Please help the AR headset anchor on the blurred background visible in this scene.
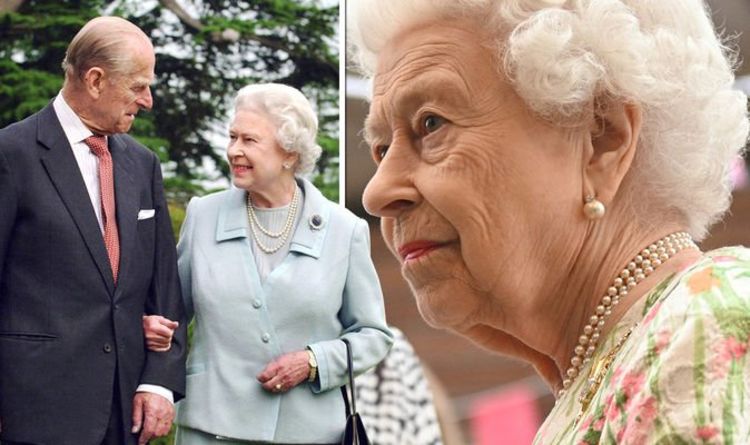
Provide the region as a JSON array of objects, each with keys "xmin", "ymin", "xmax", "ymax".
[{"xmin": 345, "ymin": 1, "xmax": 750, "ymax": 443}]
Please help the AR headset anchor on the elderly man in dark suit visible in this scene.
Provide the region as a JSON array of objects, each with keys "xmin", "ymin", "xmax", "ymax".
[{"xmin": 0, "ymin": 16, "xmax": 186, "ymax": 445}]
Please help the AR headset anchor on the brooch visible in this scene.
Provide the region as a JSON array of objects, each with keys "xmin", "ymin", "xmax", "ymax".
[{"xmin": 309, "ymin": 214, "xmax": 324, "ymax": 230}]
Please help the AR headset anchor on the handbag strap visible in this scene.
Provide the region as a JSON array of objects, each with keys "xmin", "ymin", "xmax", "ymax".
[{"xmin": 341, "ymin": 338, "xmax": 357, "ymax": 416}]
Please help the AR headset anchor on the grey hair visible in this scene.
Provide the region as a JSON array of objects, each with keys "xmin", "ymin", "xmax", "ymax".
[
  {"xmin": 234, "ymin": 83, "xmax": 322, "ymax": 175},
  {"xmin": 348, "ymin": 0, "xmax": 749, "ymax": 240},
  {"xmin": 62, "ymin": 16, "xmax": 151, "ymax": 81}
]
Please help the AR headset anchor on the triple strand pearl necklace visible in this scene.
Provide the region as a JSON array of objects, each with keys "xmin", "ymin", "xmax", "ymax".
[
  {"xmin": 246, "ymin": 186, "xmax": 300, "ymax": 254},
  {"xmin": 557, "ymin": 231, "xmax": 697, "ymax": 398}
]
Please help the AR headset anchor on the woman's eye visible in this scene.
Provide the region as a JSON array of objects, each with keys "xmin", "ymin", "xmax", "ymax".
[
  {"xmin": 422, "ymin": 114, "xmax": 445, "ymax": 134},
  {"xmin": 229, "ymin": 134, "xmax": 237, "ymax": 141},
  {"xmin": 374, "ymin": 145, "xmax": 390, "ymax": 162}
]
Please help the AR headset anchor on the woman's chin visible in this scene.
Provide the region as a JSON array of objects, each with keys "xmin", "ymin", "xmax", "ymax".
[{"xmin": 411, "ymin": 281, "xmax": 482, "ymax": 330}]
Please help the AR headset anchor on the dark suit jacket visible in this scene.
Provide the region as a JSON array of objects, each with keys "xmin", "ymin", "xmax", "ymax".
[{"xmin": 0, "ymin": 103, "xmax": 187, "ymax": 445}]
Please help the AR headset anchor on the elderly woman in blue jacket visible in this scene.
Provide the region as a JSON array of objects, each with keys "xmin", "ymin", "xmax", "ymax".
[{"xmin": 145, "ymin": 83, "xmax": 393, "ymax": 444}]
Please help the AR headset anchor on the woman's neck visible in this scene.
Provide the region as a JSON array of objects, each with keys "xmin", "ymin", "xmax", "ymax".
[
  {"xmin": 518, "ymin": 211, "xmax": 701, "ymax": 394},
  {"xmin": 248, "ymin": 176, "xmax": 297, "ymax": 208}
]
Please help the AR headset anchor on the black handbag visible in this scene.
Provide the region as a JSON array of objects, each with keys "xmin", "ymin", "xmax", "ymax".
[{"xmin": 340, "ymin": 338, "xmax": 371, "ymax": 445}]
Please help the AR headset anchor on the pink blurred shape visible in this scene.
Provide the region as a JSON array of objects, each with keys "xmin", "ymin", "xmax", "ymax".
[
  {"xmin": 731, "ymin": 156, "xmax": 748, "ymax": 190},
  {"xmin": 470, "ymin": 385, "xmax": 541, "ymax": 445}
]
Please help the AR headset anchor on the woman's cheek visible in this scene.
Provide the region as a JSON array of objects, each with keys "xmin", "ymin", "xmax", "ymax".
[{"xmin": 380, "ymin": 218, "xmax": 399, "ymax": 258}]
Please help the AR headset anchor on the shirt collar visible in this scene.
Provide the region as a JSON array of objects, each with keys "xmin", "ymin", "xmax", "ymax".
[{"xmin": 52, "ymin": 92, "xmax": 99, "ymax": 147}]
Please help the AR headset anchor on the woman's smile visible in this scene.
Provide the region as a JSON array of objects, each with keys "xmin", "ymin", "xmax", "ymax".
[{"xmin": 231, "ymin": 163, "xmax": 253, "ymax": 176}]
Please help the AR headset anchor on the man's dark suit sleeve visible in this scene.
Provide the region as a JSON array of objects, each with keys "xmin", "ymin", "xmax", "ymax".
[
  {"xmin": 0, "ymin": 148, "xmax": 17, "ymax": 288},
  {"xmin": 140, "ymin": 153, "xmax": 187, "ymax": 401}
]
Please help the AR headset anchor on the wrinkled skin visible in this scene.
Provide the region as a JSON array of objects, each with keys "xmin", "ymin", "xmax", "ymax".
[{"xmin": 361, "ymin": 22, "xmax": 583, "ymax": 378}]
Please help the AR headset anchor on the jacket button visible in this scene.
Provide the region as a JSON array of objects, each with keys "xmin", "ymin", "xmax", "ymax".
[
  {"xmin": 261, "ymin": 333, "xmax": 270, "ymax": 343},
  {"xmin": 103, "ymin": 343, "xmax": 113, "ymax": 353},
  {"xmin": 252, "ymin": 299, "xmax": 262, "ymax": 309}
]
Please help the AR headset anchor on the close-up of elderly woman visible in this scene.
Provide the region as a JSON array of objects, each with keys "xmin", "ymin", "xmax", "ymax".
[
  {"xmin": 150, "ymin": 83, "xmax": 393, "ymax": 444},
  {"xmin": 349, "ymin": 0, "xmax": 749, "ymax": 443}
]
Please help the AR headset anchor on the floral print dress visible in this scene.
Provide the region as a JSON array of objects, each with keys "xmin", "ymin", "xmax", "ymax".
[{"xmin": 535, "ymin": 247, "xmax": 750, "ymax": 444}]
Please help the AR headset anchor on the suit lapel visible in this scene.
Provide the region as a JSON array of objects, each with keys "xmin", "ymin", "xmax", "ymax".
[
  {"xmin": 215, "ymin": 188, "xmax": 265, "ymax": 297},
  {"xmin": 289, "ymin": 177, "xmax": 329, "ymax": 259},
  {"xmin": 110, "ymin": 135, "xmax": 138, "ymax": 294},
  {"xmin": 36, "ymin": 105, "xmax": 115, "ymax": 295}
]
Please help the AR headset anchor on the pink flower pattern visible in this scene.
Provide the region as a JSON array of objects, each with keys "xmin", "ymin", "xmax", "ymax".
[
  {"xmin": 641, "ymin": 302, "xmax": 661, "ymax": 327},
  {"xmin": 604, "ymin": 392, "xmax": 619, "ymax": 422},
  {"xmin": 710, "ymin": 335, "xmax": 749, "ymax": 379},
  {"xmin": 654, "ymin": 328, "xmax": 671, "ymax": 354},
  {"xmin": 617, "ymin": 396, "xmax": 657, "ymax": 444},
  {"xmin": 696, "ymin": 424, "xmax": 719, "ymax": 441},
  {"xmin": 534, "ymin": 247, "xmax": 750, "ymax": 444},
  {"xmin": 620, "ymin": 370, "xmax": 645, "ymax": 400}
]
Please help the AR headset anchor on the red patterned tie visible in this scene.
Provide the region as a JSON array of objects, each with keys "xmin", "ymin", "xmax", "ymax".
[{"xmin": 85, "ymin": 135, "xmax": 120, "ymax": 283}]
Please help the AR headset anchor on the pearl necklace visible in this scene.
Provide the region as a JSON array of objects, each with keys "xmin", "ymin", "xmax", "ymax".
[
  {"xmin": 246, "ymin": 186, "xmax": 299, "ymax": 254},
  {"xmin": 557, "ymin": 231, "xmax": 697, "ymax": 398}
]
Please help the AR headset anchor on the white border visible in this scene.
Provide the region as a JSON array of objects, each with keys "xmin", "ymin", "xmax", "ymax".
[{"xmin": 338, "ymin": 0, "xmax": 346, "ymax": 205}]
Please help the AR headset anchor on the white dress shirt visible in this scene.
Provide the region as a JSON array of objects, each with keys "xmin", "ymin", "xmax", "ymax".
[{"xmin": 52, "ymin": 93, "xmax": 174, "ymax": 404}]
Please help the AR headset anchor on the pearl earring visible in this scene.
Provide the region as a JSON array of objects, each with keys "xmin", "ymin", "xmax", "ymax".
[
  {"xmin": 283, "ymin": 163, "xmax": 291, "ymax": 170},
  {"xmin": 583, "ymin": 195, "xmax": 605, "ymax": 219}
]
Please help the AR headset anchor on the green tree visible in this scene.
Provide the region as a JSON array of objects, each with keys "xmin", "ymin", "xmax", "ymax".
[{"xmin": 0, "ymin": 1, "xmax": 101, "ymax": 124}]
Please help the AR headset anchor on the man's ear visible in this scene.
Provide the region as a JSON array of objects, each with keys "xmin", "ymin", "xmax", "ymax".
[
  {"xmin": 581, "ymin": 100, "xmax": 642, "ymax": 203},
  {"xmin": 82, "ymin": 67, "xmax": 106, "ymax": 99}
]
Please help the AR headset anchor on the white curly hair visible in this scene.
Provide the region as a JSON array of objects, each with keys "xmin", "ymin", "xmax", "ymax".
[
  {"xmin": 348, "ymin": 0, "xmax": 749, "ymax": 240},
  {"xmin": 233, "ymin": 83, "xmax": 322, "ymax": 175}
]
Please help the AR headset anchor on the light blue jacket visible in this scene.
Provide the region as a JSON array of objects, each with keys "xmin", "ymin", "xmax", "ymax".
[{"xmin": 175, "ymin": 177, "xmax": 393, "ymax": 443}]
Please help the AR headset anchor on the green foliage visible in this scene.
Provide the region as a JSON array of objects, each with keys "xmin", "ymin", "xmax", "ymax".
[
  {"xmin": 168, "ymin": 202, "xmax": 186, "ymax": 239},
  {"xmin": 0, "ymin": 60, "xmax": 61, "ymax": 122},
  {"xmin": 314, "ymin": 133, "xmax": 339, "ymax": 202},
  {"xmin": 0, "ymin": 2, "xmax": 98, "ymax": 124}
]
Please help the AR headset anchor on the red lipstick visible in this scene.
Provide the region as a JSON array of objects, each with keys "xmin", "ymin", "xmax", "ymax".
[{"xmin": 398, "ymin": 240, "xmax": 446, "ymax": 262}]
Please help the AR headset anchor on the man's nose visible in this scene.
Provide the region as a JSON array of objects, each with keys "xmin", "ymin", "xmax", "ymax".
[{"xmin": 137, "ymin": 86, "xmax": 153, "ymax": 111}]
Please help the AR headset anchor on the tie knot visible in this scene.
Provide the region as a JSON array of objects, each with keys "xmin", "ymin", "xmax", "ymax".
[{"xmin": 84, "ymin": 135, "xmax": 109, "ymax": 157}]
